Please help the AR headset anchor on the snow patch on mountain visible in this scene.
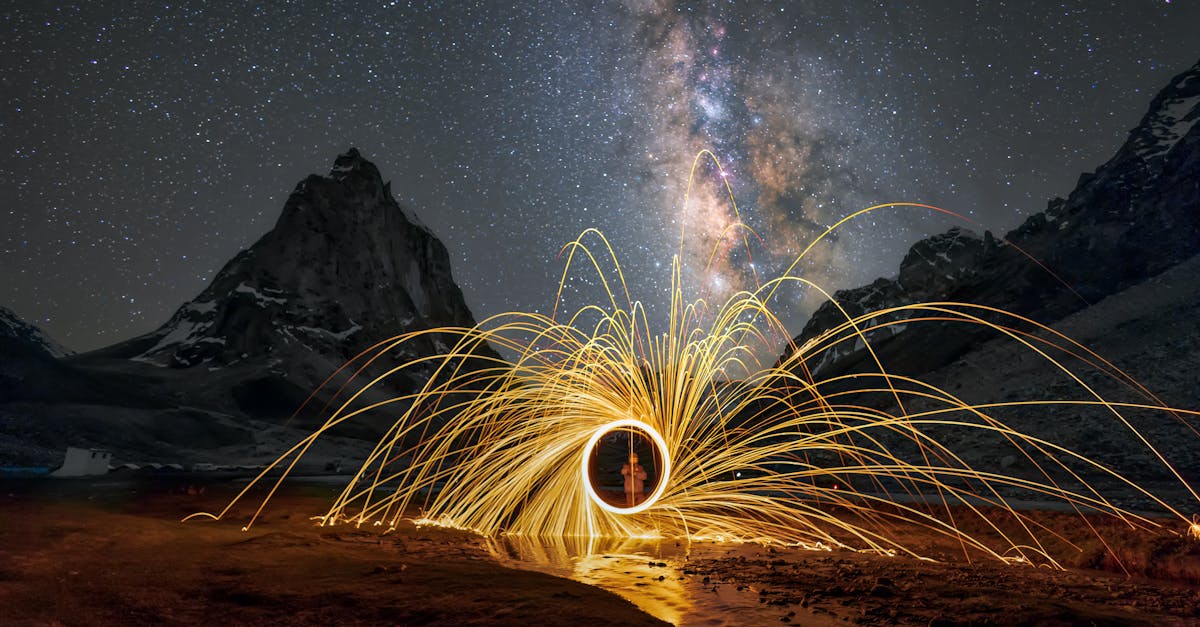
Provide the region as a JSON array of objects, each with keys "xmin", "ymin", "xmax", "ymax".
[
  {"xmin": 1136, "ymin": 93, "xmax": 1200, "ymax": 158},
  {"xmin": 233, "ymin": 282, "xmax": 288, "ymax": 306},
  {"xmin": 1131, "ymin": 64, "xmax": 1200, "ymax": 160},
  {"xmin": 293, "ymin": 323, "xmax": 362, "ymax": 342}
]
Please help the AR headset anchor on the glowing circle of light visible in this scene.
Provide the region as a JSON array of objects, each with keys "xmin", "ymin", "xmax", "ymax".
[{"xmin": 580, "ymin": 418, "xmax": 672, "ymax": 515}]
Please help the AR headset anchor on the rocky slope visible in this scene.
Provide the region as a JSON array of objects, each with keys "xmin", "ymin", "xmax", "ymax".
[
  {"xmin": 0, "ymin": 307, "xmax": 129, "ymax": 405},
  {"xmin": 897, "ymin": 252, "xmax": 1200, "ymax": 504},
  {"xmin": 0, "ymin": 306, "xmax": 72, "ymax": 358},
  {"xmin": 787, "ymin": 58, "xmax": 1200, "ymax": 380}
]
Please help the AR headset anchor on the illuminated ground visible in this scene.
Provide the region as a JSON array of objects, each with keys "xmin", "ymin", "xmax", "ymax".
[
  {"xmin": 4, "ymin": 476, "xmax": 1199, "ymax": 626},
  {"xmin": 0, "ymin": 478, "xmax": 663, "ymax": 626}
]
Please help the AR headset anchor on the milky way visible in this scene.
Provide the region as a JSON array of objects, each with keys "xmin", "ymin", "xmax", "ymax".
[{"xmin": 2, "ymin": 1, "xmax": 1197, "ymax": 351}]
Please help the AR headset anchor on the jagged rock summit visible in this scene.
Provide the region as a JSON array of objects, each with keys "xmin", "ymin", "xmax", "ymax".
[
  {"xmin": 788, "ymin": 59, "xmax": 1200, "ymax": 379},
  {"xmin": 128, "ymin": 148, "xmax": 480, "ymax": 370}
]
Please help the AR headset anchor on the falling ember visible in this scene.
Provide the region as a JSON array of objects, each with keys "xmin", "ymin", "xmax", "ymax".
[{"xmin": 190, "ymin": 151, "xmax": 1200, "ymax": 569}]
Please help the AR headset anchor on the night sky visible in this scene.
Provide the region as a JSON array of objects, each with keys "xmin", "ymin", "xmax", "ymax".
[{"xmin": 3, "ymin": 1, "xmax": 1198, "ymax": 352}]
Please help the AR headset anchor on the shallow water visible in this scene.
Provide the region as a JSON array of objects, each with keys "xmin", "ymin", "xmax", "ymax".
[{"xmin": 487, "ymin": 535, "xmax": 831, "ymax": 626}]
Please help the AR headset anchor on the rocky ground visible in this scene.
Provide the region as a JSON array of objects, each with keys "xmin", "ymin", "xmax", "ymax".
[
  {"xmin": 0, "ymin": 478, "xmax": 663, "ymax": 626},
  {"xmin": 4, "ymin": 477, "xmax": 1200, "ymax": 626},
  {"xmin": 678, "ymin": 549, "xmax": 1200, "ymax": 626}
]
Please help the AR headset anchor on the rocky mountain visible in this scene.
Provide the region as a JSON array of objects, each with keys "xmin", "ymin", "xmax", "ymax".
[
  {"xmin": 0, "ymin": 149, "xmax": 496, "ymax": 465},
  {"xmin": 109, "ymin": 148, "xmax": 481, "ymax": 374},
  {"xmin": 75, "ymin": 147, "xmax": 501, "ymax": 425},
  {"xmin": 0, "ymin": 306, "xmax": 72, "ymax": 358},
  {"xmin": 787, "ymin": 58, "xmax": 1200, "ymax": 380}
]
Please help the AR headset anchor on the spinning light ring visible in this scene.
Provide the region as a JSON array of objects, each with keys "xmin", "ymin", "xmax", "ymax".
[{"xmin": 580, "ymin": 418, "xmax": 672, "ymax": 515}]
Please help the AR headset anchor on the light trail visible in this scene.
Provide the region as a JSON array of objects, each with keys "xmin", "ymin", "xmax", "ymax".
[{"xmin": 189, "ymin": 152, "xmax": 1200, "ymax": 568}]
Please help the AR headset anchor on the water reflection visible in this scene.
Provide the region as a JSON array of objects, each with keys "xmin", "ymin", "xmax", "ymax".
[
  {"xmin": 487, "ymin": 535, "xmax": 780, "ymax": 625},
  {"xmin": 488, "ymin": 535, "xmax": 688, "ymax": 623}
]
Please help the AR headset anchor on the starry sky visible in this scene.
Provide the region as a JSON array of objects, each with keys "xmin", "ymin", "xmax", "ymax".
[{"xmin": 2, "ymin": 1, "xmax": 1198, "ymax": 352}]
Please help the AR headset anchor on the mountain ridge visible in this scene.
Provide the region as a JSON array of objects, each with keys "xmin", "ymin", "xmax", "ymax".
[
  {"xmin": 786, "ymin": 58, "xmax": 1200, "ymax": 379},
  {"xmin": 0, "ymin": 305, "xmax": 73, "ymax": 359}
]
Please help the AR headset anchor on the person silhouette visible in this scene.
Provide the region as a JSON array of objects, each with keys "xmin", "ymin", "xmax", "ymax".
[{"xmin": 621, "ymin": 452, "xmax": 648, "ymax": 508}]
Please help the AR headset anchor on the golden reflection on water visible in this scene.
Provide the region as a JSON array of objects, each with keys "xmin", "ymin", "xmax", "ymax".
[
  {"xmin": 487, "ymin": 534, "xmax": 796, "ymax": 626},
  {"xmin": 488, "ymin": 535, "xmax": 691, "ymax": 624}
]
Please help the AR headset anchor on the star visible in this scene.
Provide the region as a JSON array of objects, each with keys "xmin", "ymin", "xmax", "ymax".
[{"xmin": 0, "ymin": 1, "xmax": 1197, "ymax": 351}]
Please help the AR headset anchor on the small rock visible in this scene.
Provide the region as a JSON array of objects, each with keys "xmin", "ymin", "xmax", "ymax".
[{"xmin": 870, "ymin": 584, "xmax": 894, "ymax": 598}]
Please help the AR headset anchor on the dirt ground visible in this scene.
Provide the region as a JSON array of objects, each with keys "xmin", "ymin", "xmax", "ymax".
[
  {"xmin": 2, "ymin": 476, "xmax": 1200, "ymax": 626},
  {"xmin": 678, "ymin": 542, "xmax": 1200, "ymax": 626},
  {"xmin": 0, "ymin": 477, "xmax": 665, "ymax": 626}
]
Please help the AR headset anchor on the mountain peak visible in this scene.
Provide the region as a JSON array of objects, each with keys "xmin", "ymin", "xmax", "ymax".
[
  {"xmin": 330, "ymin": 147, "xmax": 375, "ymax": 178},
  {"xmin": 1123, "ymin": 59, "xmax": 1200, "ymax": 163},
  {"xmin": 283, "ymin": 148, "xmax": 426, "ymax": 231},
  {"xmin": 130, "ymin": 150, "xmax": 481, "ymax": 371}
]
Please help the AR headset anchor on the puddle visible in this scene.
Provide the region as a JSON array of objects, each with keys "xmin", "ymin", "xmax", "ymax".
[{"xmin": 487, "ymin": 535, "xmax": 829, "ymax": 626}]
